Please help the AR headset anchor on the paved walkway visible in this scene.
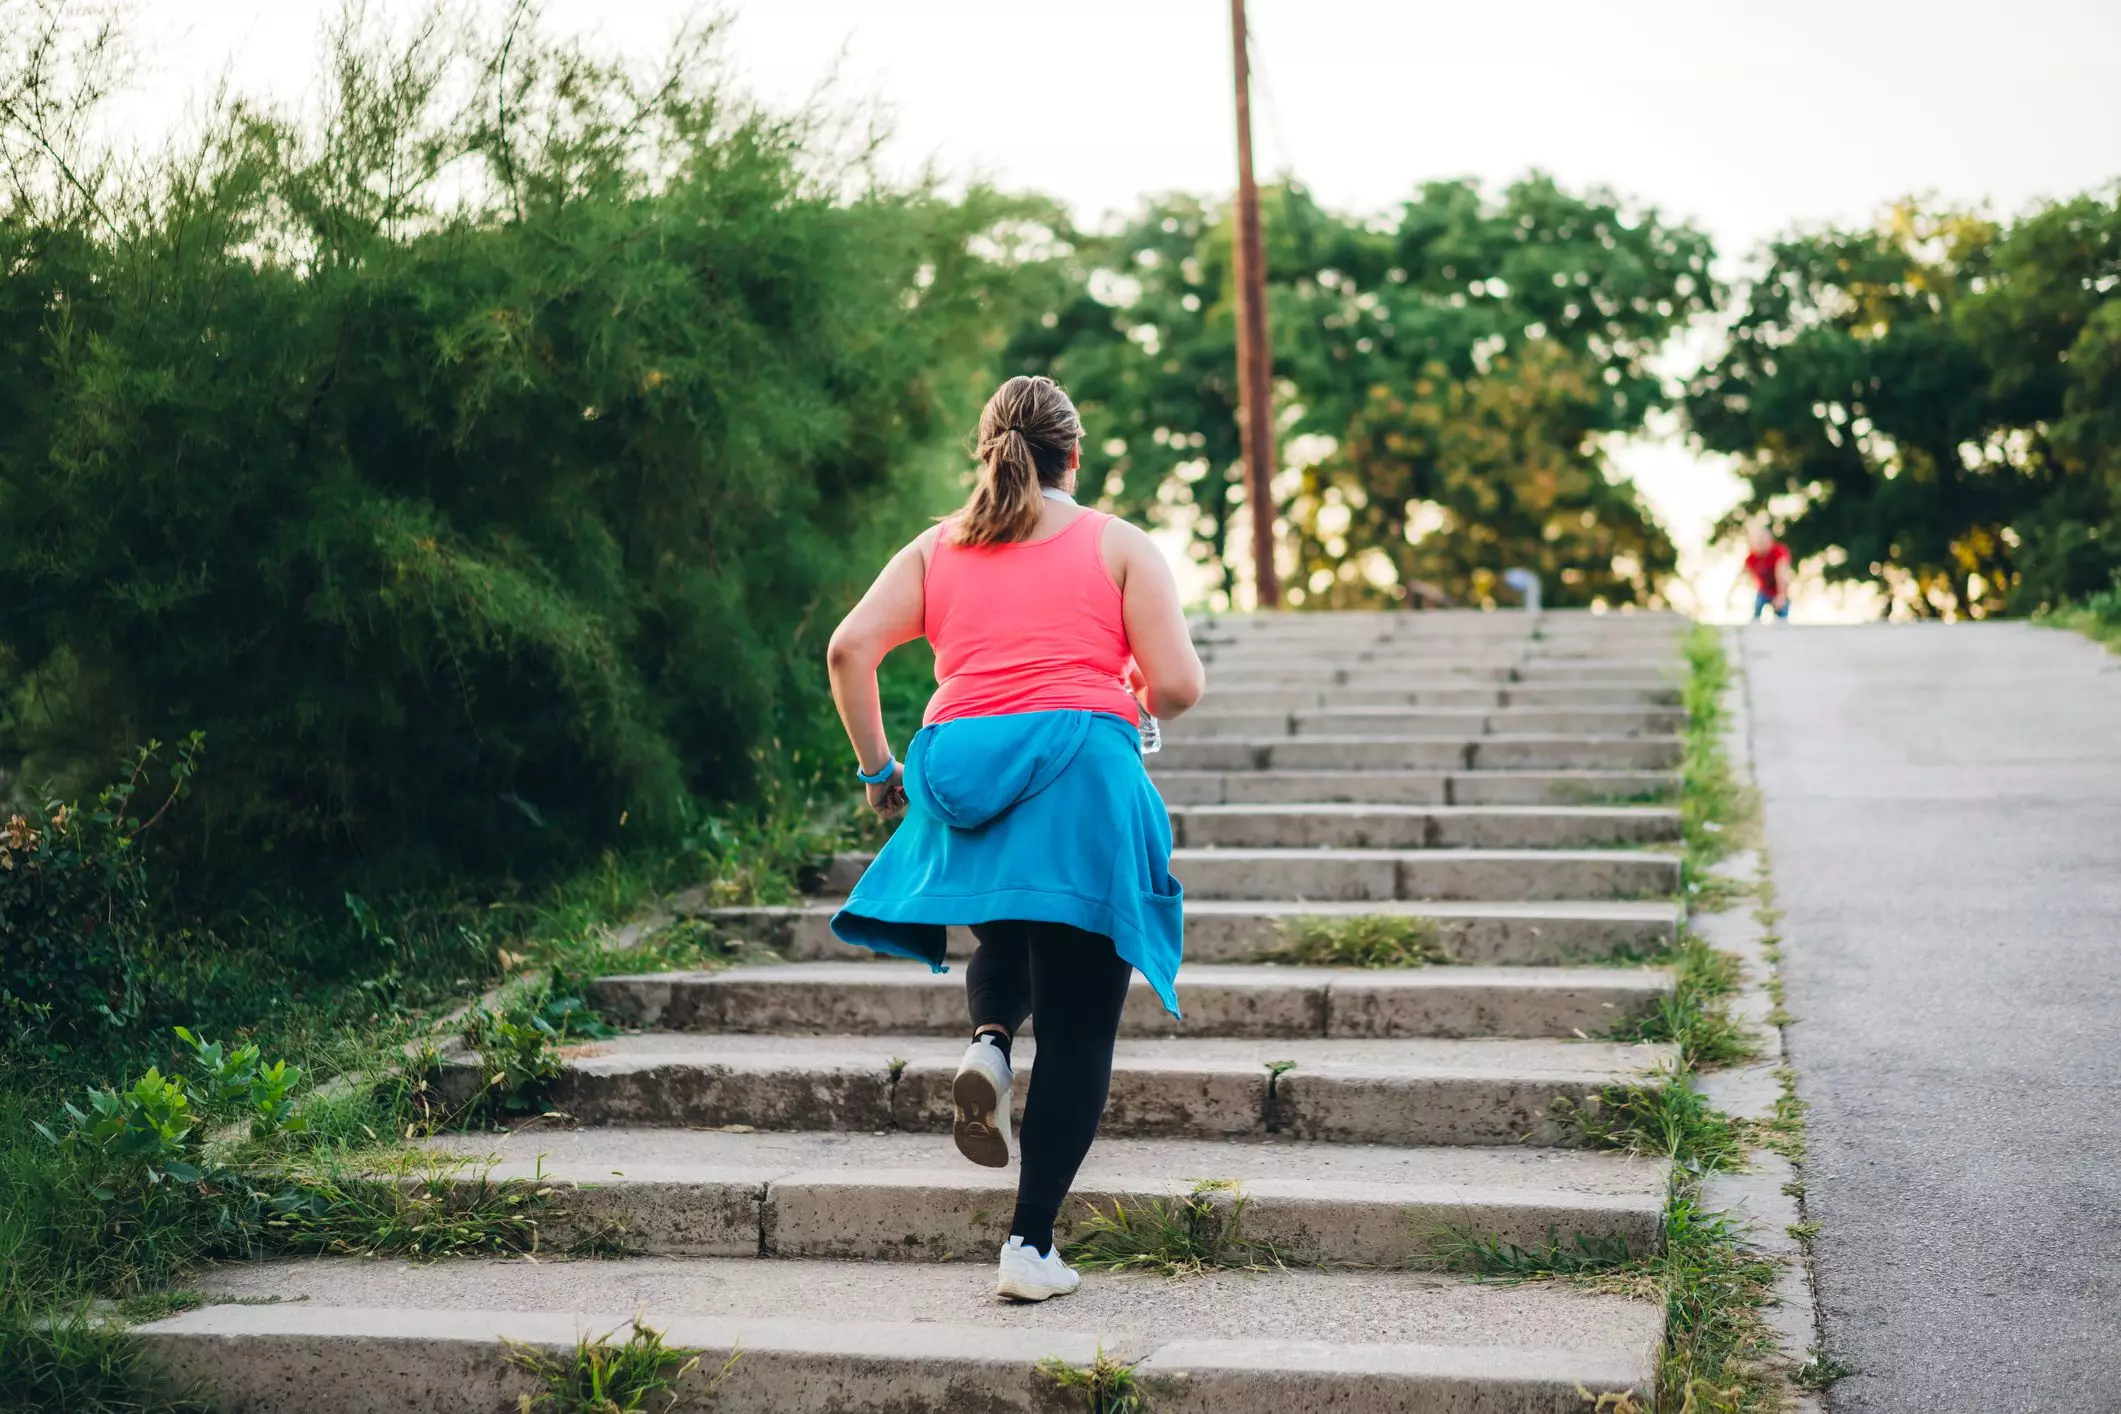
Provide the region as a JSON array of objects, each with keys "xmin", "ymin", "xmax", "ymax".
[{"xmin": 1744, "ymin": 623, "xmax": 2121, "ymax": 1413}]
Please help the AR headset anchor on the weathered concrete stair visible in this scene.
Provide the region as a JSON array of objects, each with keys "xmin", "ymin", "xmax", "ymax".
[
  {"xmin": 1200, "ymin": 683, "xmax": 1683, "ymax": 710},
  {"xmin": 411, "ymin": 1127, "xmax": 1671, "ymax": 1265},
  {"xmin": 1231, "ymin": 706, "xmax": 1684, "ymax": 736},
  {"xmin": 704, "ymin": 897, "xmax": 1681, "ymax": 966},
  {"xmin": 815, "ymin": 845, "xmax": 1681, "ymax": 901},
  {"xmin": 1151, "ymin": 768, "xmax": 1676, "ymax": 805},
  {"xmin": 437, "ymin": 1032, "xmax": 1675, "ymax": 1145},
  {"xmin": 142, "ymin": 1260, "xmax": 1663, "ymax": 1413},
  {"xmin": 1150, "ymin": 734, "xmax": 1682, "ymax": 770},
  {"xmin": 1168, "ymin": 803, "xmax": 1678, "ymax": 849},
  {"xmin": 589, "ymin": 961, "xmax": 1671, "ymax": 1039}
]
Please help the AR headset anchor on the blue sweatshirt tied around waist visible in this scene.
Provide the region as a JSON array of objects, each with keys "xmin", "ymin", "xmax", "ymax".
[{"xmin": 828, "ymin": 709, "xmax": 1185, "ymax": 1016}]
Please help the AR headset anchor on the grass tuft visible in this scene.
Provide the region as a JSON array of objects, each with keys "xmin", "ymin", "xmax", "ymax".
[
  {"xmin": 1429, "ymin": 1223, "xmax": 1639, "ymax": 1280},
  {"xmin": 1264, "ymin": 914, "xmax": 1452, "ymax": 967},
  {"xmin": 1064, "ymin": 1180, "xmax": 1284, "ymax": 1277},
  {"xmin": 505, "ymin": 1317, "xmax": 738, "ymax": 1414},
  {"xmin": 1560, "ymin": 1072, "xmax": 1747, "ymax": 1177},
  {"xmin": 259, "ymin": 1150, "xmax": 553, "ymax": 1261},
  {"xmin": 1794, "ymin": 1348, "xmax": 1855, "ymax": 1390},
  {"xmin": 1611, "ymin": 931, "xmax": 1755, "ymax": 1071},
  {"xmin": 1037, "ymin": 1346, "xmax": 1170, "ymax": 1414}
]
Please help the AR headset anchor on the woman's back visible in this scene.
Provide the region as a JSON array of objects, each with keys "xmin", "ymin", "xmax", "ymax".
[{"xmin": 922, "ymin": 509, "xmax": 1137, "ymax": 726}]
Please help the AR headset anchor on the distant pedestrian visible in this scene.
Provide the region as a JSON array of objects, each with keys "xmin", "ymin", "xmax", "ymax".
[
  {"xmin": 823, "ymin": 375, "xmax": 1205, "ymax": 1303},
  {"xmin": 1743, "ymin": 524, "xmax": 1793, "ymax": 621}
]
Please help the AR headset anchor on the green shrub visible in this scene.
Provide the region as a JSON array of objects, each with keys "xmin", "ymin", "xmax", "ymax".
[
  {"xmin": 173, "ymin": 1028, "xmax": 308, "ymax": 1140},
  {"xmin": 34, "ymin": 1070, "xmax": 202, "ymax": 1196},
  {"xmin": 0, "ymin": 8, "xmax": 1040, "ymax": 901},
  {"xmin": 0, "ymin": 739, "xmax": 201, "ymax": 1050}
]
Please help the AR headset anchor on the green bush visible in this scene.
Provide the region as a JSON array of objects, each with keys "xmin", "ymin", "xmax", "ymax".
[
  {"xmin": 0, "ymin": 739, "xmax": 200, "ymax": 1049},
  {"xmin": 34, "ymin": 1069, "xmax": 202, "ymax": 1196},
  {"xmin": 0, "ymin": 9, "xmax": 1036, "ymax": 898},
  {"xmin": 172, "ymin": 1027, "xmax": 307, "ymax": 1140}
]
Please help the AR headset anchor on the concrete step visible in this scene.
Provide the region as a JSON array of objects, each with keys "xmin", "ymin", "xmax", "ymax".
[
  {"xmin": 142, "ymin": 1258, "xmax": 1662, "ymax": 1413},
  {"xmin": 1297, "ymin": 707, "xmax": 1686, "ymax": 738},
  {"xmin": 437, "ymin": 1032, "xmax": 1673, "ymax": 1144},
  {"xmin": 1208, "ymin": 664, "xmax": 1524, "ymax": 685},
  {"xmin": 1166, "ymin": 848, "xmax": 1679, "ymax": 901},
  {"xmin": 817, "ymin": 846, "xmax": 1681, "ymax": 901},
  {"xmin": 1150, "ymin": 734, "xmax": 1681, "ymax": 772},
  {"xmin": 417, "ymin": 1127, "xmax": 1670, "ymax": 1263},
  {"xmin": 1174, "ymin": 707, "xmax": 1684, "ymax": 739},
  {"xmin": 1169, "ymin": 803, "xmax": 1679, "ymax": 850},
  {"xmin": 705, "ymin": 898, "xmax": 1680, "ymax": 967},
  {"xmin": 589, "ymin": 961, "xmax": 1670, "ymax": 1039},
  {"xmin": 1200, "ymin": 686, "xmax": 1684, "ymax": 710},
  {"xmin": 1207, "ymin": 669, "xmax": 1676, "ymax": 695},
  {"xmin": 1151, "ymin": 768, "xmax": 1676, "ymax": 806},
  {"xmin": 1514, "ymin": 660, "xmax": 1677, "ymax": 682}
]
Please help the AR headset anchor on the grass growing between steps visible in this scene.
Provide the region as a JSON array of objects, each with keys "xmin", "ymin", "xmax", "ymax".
[
  {"xmin": 1038, "ymin": 1347, "xmax": 1170, "ymax": 1414},
  {"xmin": 506, "ymin": 1319, "xmax": 739, "ymax": 1413},
  {"xmin": 1459, "ymin": 625, "xmax": 1800, "ymax": 1414},
  {"xmin": 1262, "ymin": 914, "xmax": 1454, "ymax": 967},
  {"xmin": 1611, "ymin": 934, "xmax": 1754, "ymax": 1071},
  {"xmin": 1064, "ymin": 1180, "xmax": 1286, "ymax": 1277}
]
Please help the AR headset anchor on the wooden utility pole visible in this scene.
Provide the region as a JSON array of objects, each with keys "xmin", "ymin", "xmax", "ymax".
[{"xmin": 1229, "ymin": 0, "xmax": 1281, "ymax": 608}]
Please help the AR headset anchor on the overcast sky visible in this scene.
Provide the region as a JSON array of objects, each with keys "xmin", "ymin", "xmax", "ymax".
[{"xmin": 109, "ymin": 0, "xmax": 2121, "ymax": 615}]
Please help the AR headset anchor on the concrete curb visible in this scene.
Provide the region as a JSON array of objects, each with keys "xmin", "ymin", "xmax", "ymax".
[{"xmin": 1708, "ymin": 626, "xmax": 1827, "ymax": 1413}]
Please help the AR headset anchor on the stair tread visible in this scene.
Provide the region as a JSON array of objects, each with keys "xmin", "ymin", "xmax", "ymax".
[
  {"xmin": 426, "ymin": 1124, "xmax": 1670, "ymax": 1197},
  {"xmin": 1173, "ymin": 802, "xmax": 1678, "ymax": 817},
  {"xmin": 713, "ymin": 897, "xmax": 1683, "ymax": 921},
  {"xmin": 511, "ymin": 1030, "xmax": 1673, "ymax": 1077},
  {"xmin": 156, "ymin": 1257, "xmax": 1664, "ymax": 1368},
  {"xmin": 605, "ymin": 960, "xmax": 1671, "ymax": 993}
]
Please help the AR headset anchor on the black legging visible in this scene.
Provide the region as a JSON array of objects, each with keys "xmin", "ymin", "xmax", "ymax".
[{"xmin": 964, "ymin": 919, "xmax": 1133, "ymax": 1255}]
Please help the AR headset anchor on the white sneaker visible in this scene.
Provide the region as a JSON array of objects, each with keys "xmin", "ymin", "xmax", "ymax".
[
  {"xmin": 952, "ymin": 1035, "xmax": 1012, "ymax": 1168},
  {"xmin": 996, "ymin": 1235, "xmax": 1080, "ymax": 1302}
]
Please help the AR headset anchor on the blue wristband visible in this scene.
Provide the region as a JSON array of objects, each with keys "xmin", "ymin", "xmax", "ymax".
[{"xmin": 855, "ymin": 756, "xmax": 897, "ymax": 785}]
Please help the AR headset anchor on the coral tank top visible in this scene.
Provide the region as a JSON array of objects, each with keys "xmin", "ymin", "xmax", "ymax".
[{"xmin": 922, "ymin": 511, "xmax": 1139, "ymax": 726}]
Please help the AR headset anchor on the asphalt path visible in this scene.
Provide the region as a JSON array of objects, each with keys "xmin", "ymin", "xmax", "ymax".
[{"xmin": 1744, "ymin": 623, "xmax": 2121, "ymax": 1412}]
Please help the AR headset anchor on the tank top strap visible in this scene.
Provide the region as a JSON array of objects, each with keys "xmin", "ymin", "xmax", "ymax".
[{"xmin": 1066, "ymin": 508, "xmax": 1115, "ymax": 572}]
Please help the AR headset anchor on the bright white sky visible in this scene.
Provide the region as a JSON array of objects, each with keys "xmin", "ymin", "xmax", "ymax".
[{"xmin": 111, "ymin": 0, "xmax": 2121, "ymax": 618}]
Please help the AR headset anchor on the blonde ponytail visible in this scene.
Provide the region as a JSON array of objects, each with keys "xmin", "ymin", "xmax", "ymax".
[{"xmin": 954, "ymin": 376, "xmax": 1084, "ymax": 547}]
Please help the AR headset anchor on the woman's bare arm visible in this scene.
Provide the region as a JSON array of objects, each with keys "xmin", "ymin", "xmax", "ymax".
[
  {"xmin": 1107, "ymin": 520, "xmax": 1205, "ymax": 718},
  {"xmin": 827, "ymin": 532, "xmax": 932, "ymax": 812}
]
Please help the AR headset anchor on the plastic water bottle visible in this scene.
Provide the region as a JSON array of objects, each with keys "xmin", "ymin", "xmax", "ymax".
[{"xmin": 1138, "ymin": 713, "xmax": 1162, "ymax": 755}]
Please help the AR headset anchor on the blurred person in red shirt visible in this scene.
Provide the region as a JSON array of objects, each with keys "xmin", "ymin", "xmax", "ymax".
[{"xmin": 1743, "ymin": 524, "xmax": 1793, "ymax": 620}]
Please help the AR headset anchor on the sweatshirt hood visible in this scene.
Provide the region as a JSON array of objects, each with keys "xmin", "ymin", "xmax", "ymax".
[{"xmin": 905, "ymin": 710, "xmax": 1095, "ymax": 830}]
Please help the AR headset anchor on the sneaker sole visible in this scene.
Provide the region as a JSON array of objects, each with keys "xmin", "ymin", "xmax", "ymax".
[
  {"xmin": 995, "ymin": 1279, "xmax": 1076, "ymax": 1303},
  {"xmin": 953, "ymin": 1067, "xmax": 1010, "ymax": 1168},
  {"xmin": 954, "ymin": 1068, "xmax": 1009, "ymax": 1170}
]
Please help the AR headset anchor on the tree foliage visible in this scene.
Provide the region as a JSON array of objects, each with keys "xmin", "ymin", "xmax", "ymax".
[
  {"xmin": 0, "ymin": 6, "xmax": 1030, "ymax": 890},
  {"xmin": 1687, "ymin": 192, "xmax": 2121, "ymax": 617},
  {"xmin": 1294, "ymin": 341, "xmax": 1676, "ymax": 607},
  {"xmin": 1005, "ymin": 175, "xmax": 1711, "ymax": 606}
]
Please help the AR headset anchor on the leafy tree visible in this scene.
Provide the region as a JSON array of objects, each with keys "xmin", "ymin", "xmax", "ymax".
[
  {"xmin": 1005, "ymin": 175, "xmax": 1713, "ymax": 605},
  {"xmin": 1686, "ymin": 205, "xmax": 2019, "ymax": 616},
  {"xmin": 1292, "ymin": 340, "xmax": 1676, "ymax": 607},
  {"xmin": 1960, "ymin": 187, "xmax": 2121, "ymax": 609},
  {"xmin": 1687, "ymin": 191, "xmax": 2121, "ymax": 617},
  {"xmin": 0, "ymin": 9, "xmax": 1038, "ymax": 892}
]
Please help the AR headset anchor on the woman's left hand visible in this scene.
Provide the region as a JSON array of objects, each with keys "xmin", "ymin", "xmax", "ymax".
[{"xmin": 866, "ymin": 768, "xmax": 907, "ymax": 819}]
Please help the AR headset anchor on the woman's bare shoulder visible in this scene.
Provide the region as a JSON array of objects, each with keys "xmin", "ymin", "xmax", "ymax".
[{"xmin": 1096, "ymin": 512, "xmax": 1156, "ymax": 585}]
